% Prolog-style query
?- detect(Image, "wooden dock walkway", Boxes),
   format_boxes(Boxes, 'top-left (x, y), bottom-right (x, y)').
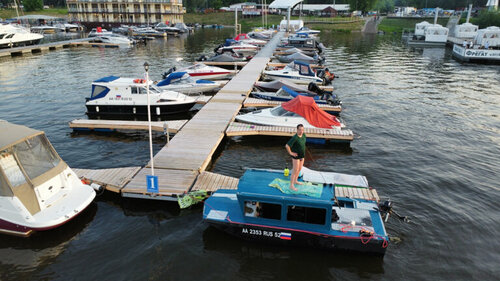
top-left (119, 32), bottom-right (286, 200)
top-left (225, 122), bottom-right (354, 142)
top-left (0, 38), bottom-right (92, 58)
top-left (69, 119), bottom-right (188, 133)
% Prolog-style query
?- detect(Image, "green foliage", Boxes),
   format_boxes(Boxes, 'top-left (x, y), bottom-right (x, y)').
top-left (374, 0), bottom-right (394, 13)
top-left (346, 0), bottom-right (377, 12)
top-left (22, 0), bottom-right (43, 12)
top-left (377, 17), bottom-right (448, 33)
top-left (472, 10), bottom-right (500, 29)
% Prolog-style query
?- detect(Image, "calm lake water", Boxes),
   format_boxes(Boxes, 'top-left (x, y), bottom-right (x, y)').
top-left (0, 29), bottom-right (499, 280)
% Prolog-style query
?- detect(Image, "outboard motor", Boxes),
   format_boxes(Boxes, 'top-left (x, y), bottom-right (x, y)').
top-left (162, 67), bottom-right (176, 79)
top-left (378, 200), bottom-right (394, 222)
top-left (308, 82), bottom-right (324, 95)
top-left (197, 55), bottom-right (207, 62)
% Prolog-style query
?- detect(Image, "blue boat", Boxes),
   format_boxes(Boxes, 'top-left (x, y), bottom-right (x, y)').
top-left (251, 86), bottom-right (341, 106)
top-left (203, 168), bottom-right (390, 256)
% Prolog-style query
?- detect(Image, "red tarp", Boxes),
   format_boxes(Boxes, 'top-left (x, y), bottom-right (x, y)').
top-left (234, 34), bottom-right (248, 41)
top-left (282, 95), bottom-right (341, 128)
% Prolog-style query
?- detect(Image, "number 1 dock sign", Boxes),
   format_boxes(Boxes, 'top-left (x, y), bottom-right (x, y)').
top-left (147, 175), bottom-right (158, 193)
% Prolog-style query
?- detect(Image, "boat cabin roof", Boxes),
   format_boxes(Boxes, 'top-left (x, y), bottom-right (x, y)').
top-left (237, 169), bottom-right (334, 205)
top-left (0, 120), bottom-right (43, 151)
top-left (93, 76), bottom-right (152, 86)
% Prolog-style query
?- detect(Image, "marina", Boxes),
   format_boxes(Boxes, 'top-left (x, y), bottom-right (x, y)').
top-left (0, 14), bottom-right (499, 280)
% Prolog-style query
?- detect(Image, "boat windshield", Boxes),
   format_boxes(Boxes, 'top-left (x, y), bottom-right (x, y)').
top-left (0, 134), bottom-right (60, 187)
top-left (270, 106), bottom-right (298, 117)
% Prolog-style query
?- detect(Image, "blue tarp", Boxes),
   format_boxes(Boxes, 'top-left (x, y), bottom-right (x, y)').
top-left (157, 72), bottom-right (186, 86)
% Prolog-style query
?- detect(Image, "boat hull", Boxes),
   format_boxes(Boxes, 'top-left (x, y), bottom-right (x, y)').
top-left (452, 44), bottom-right (500, 64)
top-left (262, 73), bottom-right (323, 85)
top-left (0, 38), bottom-right (42, 49)
top-left (86, 102), bottom-right (196, 116)
top-left (206, 220), bottom-right (387, 256)
top-left (0, 202), bottom-right (94, 237)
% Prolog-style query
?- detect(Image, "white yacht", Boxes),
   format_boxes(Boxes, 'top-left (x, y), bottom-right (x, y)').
top-left (0, 23), bottom-right (44, 48)
top-left (0, 120), bottom-right (96, 237)
top-left (85, 76), bottom-right (197, 117)
top-left (452, 26), bottom-right (500, 63)
top-left (93, 33), bottom-right (135, 46)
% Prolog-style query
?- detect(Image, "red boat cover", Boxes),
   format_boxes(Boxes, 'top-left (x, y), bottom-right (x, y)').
top-left (282, 96), bottom-right (341, 128)
top-left (234, 34), bottom-right (249, 41)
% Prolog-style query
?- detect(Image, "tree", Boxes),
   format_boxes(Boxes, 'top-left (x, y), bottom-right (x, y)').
top-left (374, 0), bottom-right (394, 13)
top-left (347, 0), bottom-right (377, 12)
top-left (23, 0), bottom-right (43, 11)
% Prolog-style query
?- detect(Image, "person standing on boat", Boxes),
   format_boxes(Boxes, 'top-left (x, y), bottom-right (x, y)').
top-left (286, 124), bottom-right (306, 191)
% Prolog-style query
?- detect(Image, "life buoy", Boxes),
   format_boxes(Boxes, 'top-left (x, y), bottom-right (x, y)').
top-left (133, 79), bottom-right (146, 84)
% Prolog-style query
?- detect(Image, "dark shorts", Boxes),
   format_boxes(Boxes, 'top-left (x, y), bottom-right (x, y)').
top-left (291, 155), bottom-right (304, 160)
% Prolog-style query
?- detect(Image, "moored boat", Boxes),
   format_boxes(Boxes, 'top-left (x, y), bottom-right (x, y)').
top-left (235, 95), bottom-right (344, 129)
top-left (0, 120), bottom-right (96, 237)
top-left (0, 23), bottom-right (44, 48)
top-left (174, 63), bottom-right (234, 80)
top-left (203, 167), bottom-right (390, 255)
top-left (156, 71), bottom-right (222, 94)
top-left (262, 61), bottom-right (325, 85)
top-left (85, 76), bottom-right (196, 117)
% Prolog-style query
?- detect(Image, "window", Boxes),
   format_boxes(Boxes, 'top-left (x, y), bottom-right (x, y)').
top-left (13, 135), bottom-right (60, 180)
top-left (91, 85), bottom-right (108, 98)
top-left (244, 201), bottom-right (281, 220)
top-left (0, 151), bottom-right (27, 187)
top-left (0, 34), bottom-right (6, 39)
top-left (287, 205), bottom-right (326, 225)
top-left (270, 106), bottom-right (287, 116)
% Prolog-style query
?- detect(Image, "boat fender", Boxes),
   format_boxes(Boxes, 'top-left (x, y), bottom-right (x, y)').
top-left (359, 229), bottom-right (374, 237)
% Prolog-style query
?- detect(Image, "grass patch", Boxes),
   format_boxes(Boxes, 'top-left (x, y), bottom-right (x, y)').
top-left (0, 8), bottom-right (68, 20)
top-left (378, 17), bottom-right (448, 33)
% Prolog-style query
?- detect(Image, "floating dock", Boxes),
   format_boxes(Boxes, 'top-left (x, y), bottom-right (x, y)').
top-left (0, 38), bottom-right (93, 58)
top-left (72, 31), bottom-right (354, 201)
top-left (69, 119), bottom-right (188, 133)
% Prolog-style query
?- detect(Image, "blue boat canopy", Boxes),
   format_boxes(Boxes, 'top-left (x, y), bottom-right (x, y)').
top-left (291, 60), bottom-right (315, 76)
top-left (156, 72), bottom-right (187, 86)
top-left (93, 76), bottom-right (120, 83)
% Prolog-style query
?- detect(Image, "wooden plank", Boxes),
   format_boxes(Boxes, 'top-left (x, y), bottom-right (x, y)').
top-left (69, 119), bottom-right (187, 133)
top-left (371, 189), bottom-right (380, 202)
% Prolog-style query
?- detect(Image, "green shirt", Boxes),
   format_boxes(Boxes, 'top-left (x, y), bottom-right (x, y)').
top-left (287, 133), bottom-right (306, 158)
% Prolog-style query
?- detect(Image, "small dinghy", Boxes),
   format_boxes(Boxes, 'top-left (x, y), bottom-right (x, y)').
top-left (85, 76), bottom-right (196, 117)
top-left (0, 120), bottom-right (96, 237)
top-left (262, 61), bottom-right (325, 85)
top-left (156, 71), bottom-right (222, 94)
top-left (203, 167), bottom-right (390, 255)
top-left (236, 95), bottom-right (344, 129)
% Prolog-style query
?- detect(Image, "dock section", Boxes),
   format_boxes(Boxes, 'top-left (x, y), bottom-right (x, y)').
top-left (0, 38), bottom-right (92, 58)
top-left (120, 32), bottom-right (285, 200)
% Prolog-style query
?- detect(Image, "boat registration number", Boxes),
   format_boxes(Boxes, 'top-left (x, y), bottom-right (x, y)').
top-left (241, 228), bottom-right (282, 238)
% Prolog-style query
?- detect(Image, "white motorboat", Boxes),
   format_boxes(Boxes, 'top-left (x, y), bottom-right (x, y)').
top-left (295, 26), bottom-right (321, 35)
top-left (452, 26), bottom-right (500, 63)
top-left (0, 23), bottom-right (44, 48)
top-left (0, 120), bottom-right (96, 237)
top-left (236, 95), bottom-right (344, 129)
top-left (30, 25), bottom-right (64, 34)
top-left (175, 63), bottom-right (234, 80)
top-left (251, 85), bottom-right (341, 106)
top-left (217, 40), bottom-right (259, 57)
top-left (234, 33), bottom-right (266, 45)
top-left (155, 22), bottom-right (181, 34)
top-left (156, 71), bottom-right (222, 94)
top-left (93, 33), bottom-right (135, 46)
top-left (262, 60), bottom-right (324, 85)
top-left (88, 27), bottom-right (113, 37)
top-left (85, 76), bottom-right (196, 116)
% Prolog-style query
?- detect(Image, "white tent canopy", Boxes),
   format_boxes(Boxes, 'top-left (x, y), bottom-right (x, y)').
top-left (269, 0), bottom-right (303, 9)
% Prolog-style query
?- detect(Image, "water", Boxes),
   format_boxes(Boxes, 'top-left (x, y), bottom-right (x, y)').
top-left (1, 29), bottom-right (499, 280)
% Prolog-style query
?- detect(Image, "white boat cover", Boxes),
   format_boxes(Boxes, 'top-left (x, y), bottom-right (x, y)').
top-left (301, 167), bottom-right (369, 187)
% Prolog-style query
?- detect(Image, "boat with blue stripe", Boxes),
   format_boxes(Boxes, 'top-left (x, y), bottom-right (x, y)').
top-left (203, 168), bottom-right (390, 255)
